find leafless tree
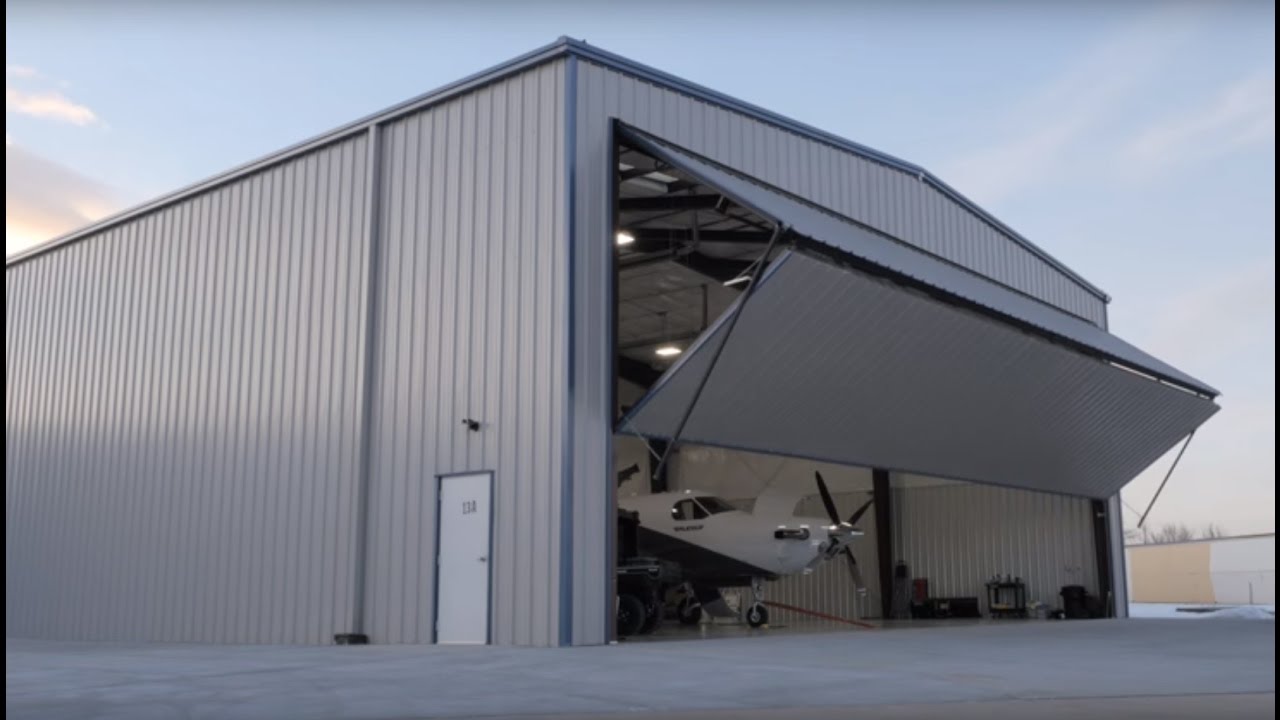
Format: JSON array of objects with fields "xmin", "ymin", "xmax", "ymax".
[
  {"xmin": 1125, "ymin": 527, "xmax": 1151, "ymax": 544},
  {"xmin": 1150, "ymin": 522, "xmax": 1196, "ymax": 543},
  {"xmin": 1126, "ymin": 522, "xmax": 1230, "ymax": 544},
  {"xmin": 1200, "ymin": 523, "xmax": 1228, "ymax": 539}
]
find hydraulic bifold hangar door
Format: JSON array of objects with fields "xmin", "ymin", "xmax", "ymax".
[{"xmin": 618, "ymin": 127, "xmax": 1219, "ymax": 499}]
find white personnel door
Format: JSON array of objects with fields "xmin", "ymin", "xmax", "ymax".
[{"xmin": 435, "ymin": 472, "xmax": 493, "ymax": 644}]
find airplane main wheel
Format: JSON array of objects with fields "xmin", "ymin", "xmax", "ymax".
[
  {"xmin": 639, "ymin": 595, "xmax": 663, "ymax": 635},
  {"xmin": 746, "ymin": 602, "xmax": 769, "ymax": 628},
  {"xmin": 617, "ymin": 593, "xmax": 646, "ymax": 637},
  {"xmin": 677, "ymin": 597, "xmax": 702, "ymax": 625}
]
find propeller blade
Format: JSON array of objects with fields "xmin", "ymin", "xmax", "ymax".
[
  {"xmin": 846, "ymin": 496, "xmax": 874, "ymax": 527},
  {"xmin": 814, "ymin": 471, "xmax": 842, "ymax": 525},
  {"xmin": 843, "ymin": 547, "xmax": 866, "ymax": 591}
]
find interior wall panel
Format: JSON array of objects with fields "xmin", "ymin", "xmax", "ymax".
[{"xmin": 892, "ymin": 480, "xmax": 1098, "ymax": 615}]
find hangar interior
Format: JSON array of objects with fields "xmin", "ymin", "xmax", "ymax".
[{"xmin": 606, "ymin": 128, "xmax": 1204, "ymax": 638}]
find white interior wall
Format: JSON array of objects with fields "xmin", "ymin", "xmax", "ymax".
[{"xmin": 894, "ymin": 477, "xmax": 1098, "ymax": 614}]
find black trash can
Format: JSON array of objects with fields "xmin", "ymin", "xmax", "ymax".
[{"xmin": 1060, "ymin": 585, "xmax": 1089, "ymax": 619}]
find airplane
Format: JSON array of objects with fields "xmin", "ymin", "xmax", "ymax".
[{"xmin": 616, "ymin": 471, "xmax": 873, "ymax": 632}]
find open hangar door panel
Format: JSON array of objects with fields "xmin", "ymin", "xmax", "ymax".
[
  {"xmin": 617, "ymin": 126, "xmax": 1219, "ymax": 502},
  {"xmin": 608, "ymin": 125, "xmax": 1217, "ymax": 638}
]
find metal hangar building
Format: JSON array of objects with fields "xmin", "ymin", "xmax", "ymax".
[{"xmin": 5, "ymin": 38, "xmax": 1218, "ymax": 647}]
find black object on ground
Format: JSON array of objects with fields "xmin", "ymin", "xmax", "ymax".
[{"xmin": 986, "ymin": 578, "xmax": 1028, "ymax": 619}]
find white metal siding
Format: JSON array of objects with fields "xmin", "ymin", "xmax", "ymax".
[
  {"xmin": 364, "ymin": 61, "xmax": 568, "ymax": 646},
  {"xmin": 5, "ymin": 137, "xmax": 371, "ymax": 643},
  {"xmin": 578, "ymin": 61, "xmax": 1107, "ymax": 325},
  {"xmin": 892, "ymin": 481, "xmax": 1098, "ymax": 614}
]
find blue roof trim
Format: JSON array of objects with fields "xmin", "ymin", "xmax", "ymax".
[{"xmin": 7, "ymin": 35, "xmax": 1109, "ymax": 305}]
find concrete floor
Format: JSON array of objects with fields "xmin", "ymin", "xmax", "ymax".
[{"xmin": 6, "ymin": 619, "xmax": 1274, "ymax": 720}]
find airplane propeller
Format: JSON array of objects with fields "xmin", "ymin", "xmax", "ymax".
[{"xmin": 815, "ymin": 471, "xmax": 874, "ymax": 594}]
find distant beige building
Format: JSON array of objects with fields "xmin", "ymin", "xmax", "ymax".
[{"xmin": 1126, "ymin": 534, "xmax": 1275, "ymax": 605}]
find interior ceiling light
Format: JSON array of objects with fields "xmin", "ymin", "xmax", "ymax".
[
  {"xmin": 615, "ymin": 231, "xmax": 635, "ymax": 246},
  {"xmin": 655, "ymin": 345, "xmax": 682, "ymax": 357}
]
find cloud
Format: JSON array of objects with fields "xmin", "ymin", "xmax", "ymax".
[
  {"xmin": 938, "ymin": 6, "xmax": 1202, "ymax": 205},
  {"xmin": 1121, "ymin": 70, "xmax": 1275, "ymax": 175},
  {"xmin": 6, "ymin": 86, "xmax": 98, "ymax": 126},
  {"xmin": 6, "ymin": 141, "xmax": 125, "ymax": 256},
  {"xmin": 6, "ymin": 64, "xmax": 100, "ymax": 126}
]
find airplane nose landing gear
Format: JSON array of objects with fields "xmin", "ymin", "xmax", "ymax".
[
  {"xmin": 677, "ymin": 594, "xmax": 703, "ymax": 625},
  {"xmin": 746, "ymin": 576, "xmax": 769, "ymax": 628}
]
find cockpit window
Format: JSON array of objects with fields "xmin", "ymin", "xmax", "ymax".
[
  {"xmin": 694, "ymin": 496, "xmax": 736, "ymax": 516},
  {"xmin": 671, "ymin": 499, "xmax": 698, "ymax": 521}
]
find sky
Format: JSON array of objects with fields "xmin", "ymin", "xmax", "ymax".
[{"xmin": 6, "ymin": 0, "xmax": 1275, "ymax": 536}]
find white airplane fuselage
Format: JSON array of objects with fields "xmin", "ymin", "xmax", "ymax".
[{"xmin": 618, "ymin": 490, "xmax": 860, "ymax": 581}]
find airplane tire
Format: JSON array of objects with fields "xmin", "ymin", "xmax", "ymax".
[
  {"xmin": 677, "ymin": 597, "xmax": 702, "ymax": 625},
  {"xmin": 746, "ymin": 602, "xmax": 769, "ymax": 628},
  {"xmin": 617, "ymin": 593, "xmax": 646, "ymax": 637},
  {"xmin": 639, "ymin": 597, "xmax": 663, "ymax": 635}
]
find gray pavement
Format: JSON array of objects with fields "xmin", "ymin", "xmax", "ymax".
[
  {"xmin": 518, "ymin": 694, "xmax": 1276, "ymax": 720},
  {"xmin": 6, "ymin": 619, "xmax": 1275, "ymax": 720}
]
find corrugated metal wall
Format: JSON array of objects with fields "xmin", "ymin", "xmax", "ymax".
[
  {"xmin": 892, "ymin": 480, "xmax": 1098, "ymax": 614},
  {"xmin": 5, "ymin": 136, "xmax": 371, "ymax": 643},
  {"xmin": 363, "ymin": 60, "xmax": 568, "ymax": 646},
  {"xmin": 575, "ymin": 60, "xmax": 1107, "ymax": 325}
]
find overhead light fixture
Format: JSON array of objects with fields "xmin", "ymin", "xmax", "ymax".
[
  {"xmin": 723, "ymin": 275, "xmax": 750, "ymax": 287},
  {"xmin": 654, "ymin": 310, "xmax": 681, "ymax": 357},
  {"xmin": 615, "ymin": 231, "xmax": 635, "ymax": 246}
]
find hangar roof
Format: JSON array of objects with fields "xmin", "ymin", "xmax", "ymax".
[{"xmin": 5, "ymin": 37, "xmax": 1109, "ymax": 306}]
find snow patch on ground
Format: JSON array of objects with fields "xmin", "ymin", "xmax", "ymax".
[{"xmin": 1130, "ymin": 603, "xmax": 1275, "ymax": 619}]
